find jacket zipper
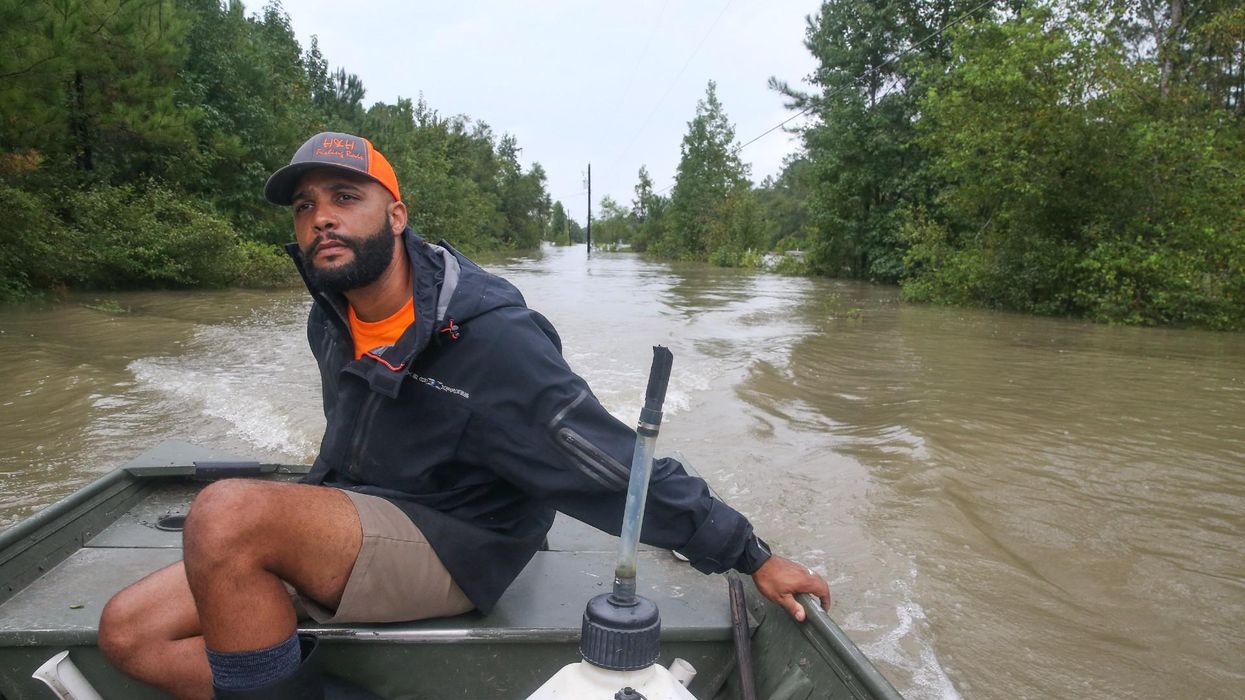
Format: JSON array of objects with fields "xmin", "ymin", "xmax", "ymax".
[
  {"xmin": 348, "ymin": 392, "xmax": 381, "ymax": 476},
  {"xmin": 320, "ymin": 329, "xmax": 337, "ymax": 362}
]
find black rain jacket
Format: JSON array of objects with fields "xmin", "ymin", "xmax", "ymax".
[{"xmin": 286, "ymin": 229, "xmax": 758, "ymax": 612}]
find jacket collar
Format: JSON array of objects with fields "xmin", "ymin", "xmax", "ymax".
[{"xmin": 286, "ymin": 228, "xmax": 463, "ymax": 398}]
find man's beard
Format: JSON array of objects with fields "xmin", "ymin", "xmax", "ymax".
[{"xmin": 302, "ymin": 217, "xmax": 396, "ymax": 293}]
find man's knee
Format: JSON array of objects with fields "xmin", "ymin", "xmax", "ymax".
[
  {"xmin": 183, "ymin": 480, "xmax": 275, "ymax": 570},
  {"xmin": 98, "ymin": 585, "xmax": 147, "ymax": 665}
]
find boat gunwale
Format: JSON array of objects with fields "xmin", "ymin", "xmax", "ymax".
[
  {"xmin": 0, "ymin": 626, "xmax": 733, "ymax": 648},
  {"xmin": 0, "ymin": 469, "xmax": 150, "ymax": 611},
  {"xmin": 798, "ymin": 593, "xmax": 904, "ymax": 700},
  {"xmin": 0, "ymin": 469, "xmax": 135, "ymax": 563}
]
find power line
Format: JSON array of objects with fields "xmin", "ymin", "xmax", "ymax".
[
  {"xmin": 732, "ymin": 106, "xmax": 813, "ymax": 155},
  {"xmin": 611, "ymin": 1, "xmax": 671, "ymax": 120},
  {"xmin": 650, "ymin": 0, "xmax": 999, "ymax": 197},
  {"xmin": 611, "ymin": 0, "xmax": 735, "ymax": 169},
  {"xmin": 734, "ymin": 0, "xmax": 996, "ymax": 155}
]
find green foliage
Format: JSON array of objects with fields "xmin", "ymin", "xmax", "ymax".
[
  {"xmin": 0, "ymin": 0, "xmax": 195, "ymax": 188},
  {"xmin": 175, "ymin": 0, "xmax": 320, "ymax": 244},
  {"xmin": 732, "ymin": 0, "xmax": 1245, "ymax": 329},
  {"xmin": 498, "ymin": 148, "xmax": 551, "ymax": 250},
  {"xmin": 0, "ymin": 185, "xmax": 76, "ymax": 301},
  {"xmin": 234, "ymin": 239, "xmax": 299, "ymax": 288},
  {"xmin": 593, "ymin": 196, "xmax": 633, "ymax": 246},
  {"xmin": 903, "ymin": 5, "xmax": 1245, "ymax": 328},
  {"xmin": 703, "ymin": 189, "xmax": 766, "ymax": 267},
  {"xmin": 658, "ymin": 81, "xmax": 753, "ymax": 261},
  {"xmin": 547, "ymin": 201, "xmax": 569, "ymax": 242},
  {"xmin": 368, "ymin": 99, "xmax": 493, "ymax": 252},
  {"xmin": 629, "ymin": 81, "xmax": 764, "ymax": 266},
  {"xmin": 567, "ymin": 217, "xmax": 587, "ymax": 245},
  {"xmin": 66, "ymin": 183, "xmax": 241, "ymax": 288},
  {"xmin": 629, "ymin": 166, "xmax": 667, "ymax": 252},
  {"xmin": 544, "ymin": 200, "xmax": 585, "ymax": 244},
  {"xmin": 364, "ymin": 98, "xmax": 551, "ymax": 255},
  {"xmin": 0, "ymin": 0, "xmax": 552, "ymax": 300},
  {"xmin": 775, "ymin": 0, "xmax": 979, "ymax": 282},
  {"xmin": 1070, "ymin": 114, "xmax": 1245, "ymax": 327},
  {"xmin": 770, "ymin": 254, "xmax": 810, "ymax": 275}
]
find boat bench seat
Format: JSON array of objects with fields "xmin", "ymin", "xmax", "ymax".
[{"xmin": 0, "ymin": 488, "xmax": 734, "ymax": 648}]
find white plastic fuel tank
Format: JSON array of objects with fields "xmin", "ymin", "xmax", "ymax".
[{"xmin": 525, "ymin": 659, "xmax": 697, "ymax": 699}]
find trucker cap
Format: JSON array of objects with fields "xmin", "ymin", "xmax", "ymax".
[{"xmin": 264, "ymin": 131, "xmax": 401, "ymax": 205}]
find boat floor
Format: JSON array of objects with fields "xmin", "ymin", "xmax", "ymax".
[{"xmin": 0, "ymin": 474, "xmax": 743, "ymax": 699}]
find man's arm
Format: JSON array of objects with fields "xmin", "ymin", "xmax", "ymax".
[{"xmin": 469, "ymin": 307, "xmax": 832, "ymax": 618}]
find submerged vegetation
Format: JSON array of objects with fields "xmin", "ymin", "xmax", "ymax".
[
  {"xmin": 0, "ymin": 0, "xmax": 551, "ymax": 300},
  {"xmin": 587, "ymin": 0, "xmax": 1244, "ymax": 329}
]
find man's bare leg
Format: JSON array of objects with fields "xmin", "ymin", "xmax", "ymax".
[
  {"xmin": 99, "ymin": 481, "xmax": 363, "ymax": 699},
  {"xmin": 98, "ymin": 562, "xmax": 212, "ymax": 700}
]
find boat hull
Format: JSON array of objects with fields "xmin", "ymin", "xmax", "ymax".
[{"xmin": 0, "ymin": 442, "xmax": 901, "ymax": 699}]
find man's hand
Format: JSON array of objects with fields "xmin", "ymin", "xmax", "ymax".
[{"xmin": 751, "ymin": 555, "xmax": 831, "ymax": 622}]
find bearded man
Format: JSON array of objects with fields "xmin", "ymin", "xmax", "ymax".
[{"xmin": 96, "ymin": 132, "xmax": 831, "ymax": 699}]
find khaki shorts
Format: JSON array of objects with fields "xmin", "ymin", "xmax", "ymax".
[{"xmin": 289, "ymin": 489, "xmax": 474, "ymax": 624}]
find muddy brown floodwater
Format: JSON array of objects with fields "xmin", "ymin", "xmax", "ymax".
[{"xmin": 2, "ymin": 245, "xmax": 1242, "ymax": 699}]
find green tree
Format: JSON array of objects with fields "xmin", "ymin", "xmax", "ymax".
[
  {"xmin": 705, "ymin": 188, "xmax": 767, "ymax": 267},
  {"xmin": 176, "ymin": 0, "xmax": 319, "ymax": 244},
  {"xmin": 547, "ymin": 200, "xmax": 569, "ymax": 243},
  {"xmin": 68, "ymin": 182, "xmax": 241, "ymax": 289},
  {"xmin": 375, "ymin": 99, "xmax": 497, "ymax": 253},
  {"xmin": 631, "ymin": 165, "xmax": 656, "ymax": 223},
  {"xmin": 0, "ymin": 0, "xmax": 554, "ymax": 298},
  {"xmin": 567, "ymin": 215, "xmax": 586, "ymax": 245},
  {"xmin": 780, "ymin": 1, "xmax": 960, "ymax": 280},
  {"xmin": 593, "ymin": 196, "xmax": 632, "ymax": 246},
  {"xmin": 904, "ymin": 4, "xmax": 1245, "ymax": 327},
  {"xmin": 319, "ymin": 67, "xmax": 367, "ymax": 131},
  {"xmin": 497, "ymin": 136, "xmax": 550, "ymax": 250},
  {"xmin": 1112, "ymin": 0, "xmax": 1245, "ymax": 108},
  {"xmin": 662, "ymin": 81, "xmax": 751, "ymax": 261},
  {"xmin": 0, "ymin": 186, "xmax": 77, "ymax": 301},
  {"xmin": 0, "ymin": 0, "xmax": 194, "ymax": 187},
  {"xmin": 629, "ymin": 165, "xmax": 668, "ymax": 252},
  {"xmin": 754, "ymin": 156, "xmax": 815, "ymax": 252}
]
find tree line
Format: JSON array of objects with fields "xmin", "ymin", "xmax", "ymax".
[
  {"xmin": 584, "ymin": 0, "xmax": 1243, "ymax": 329},
  {"xmin": 0, "ymin": 0, "xmax": 552, "ymax": 301}
]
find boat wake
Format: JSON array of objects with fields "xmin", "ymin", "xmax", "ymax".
[
  {"xmin": 127, "ymin": 302, "xmax": 322, "ymax": 462},
  {"xmin": 847, "ymin": 564, "xmax": 962, "ymax": 700}
]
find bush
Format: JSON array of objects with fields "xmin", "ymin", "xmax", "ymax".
[
  {"xmin": 708, "ymin": 247, "xmax": 743, "ymax": 267},
  {"xmin": 66, "ymin": 183, "xmax": 241, "ymax": 289},
  {"xmin": 0, "ymin": 184, "xmax": 81, "ymax": 301},
  {"xmin": 899, "ymin": 10, "xmax": 1245, "ymax": 330},
  {"xmin": 233, "ymin": 239, "xmax": 299, "ymax": 288},
  {"xmin": 770, "ymin": 254, "xmax": 809, "ymax": 276}
]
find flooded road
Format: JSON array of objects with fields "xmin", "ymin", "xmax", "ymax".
[{"xmin": 2, "ymin": 244, "xmax": 1243, "ymax": 699}]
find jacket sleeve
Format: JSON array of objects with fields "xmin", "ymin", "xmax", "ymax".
[{"xmin": 460, "ymin": 306, "xmax": 757, "ymax": 575}]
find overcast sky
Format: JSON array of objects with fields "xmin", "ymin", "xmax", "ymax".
[{"xmin": 284, "ymin": 0, "xmax": 822, "ymax": 225}]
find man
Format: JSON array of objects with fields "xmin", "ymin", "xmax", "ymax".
[{"xmin": 98, "ymin": 132, "xmax": 830, "ymax": 699}]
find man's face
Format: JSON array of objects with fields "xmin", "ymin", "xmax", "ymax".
[{"xmin": 291, "ymin": 169, "xmax": 401, "ymax": 293}]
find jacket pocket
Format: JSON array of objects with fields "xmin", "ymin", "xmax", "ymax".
[{"xmin": 549, "ymin": 389, "xmax": 632, "ymax": 491}]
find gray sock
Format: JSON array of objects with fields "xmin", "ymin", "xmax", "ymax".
[{"xmin": 205, "ymin": 632, "xmax": 301, "ymax": 691}]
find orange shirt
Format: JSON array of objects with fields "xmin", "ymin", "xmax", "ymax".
[{"xmin": 348, "ymin": 297, "xmax": 415, "ymax": 360}]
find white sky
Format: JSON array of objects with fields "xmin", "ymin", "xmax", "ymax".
[{"xmin": 283, "ymin": 0, "xmax": 821, "ymax": 225}]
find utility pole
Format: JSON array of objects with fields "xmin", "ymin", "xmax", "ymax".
[{"xmin": 586, "ymin": 162, "xmax": 592, "ymax": 257}]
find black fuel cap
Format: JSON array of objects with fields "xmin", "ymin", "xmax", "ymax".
[{"xmin": 580, "ymin": 592, "xmax": 661, "ymax": 671}]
